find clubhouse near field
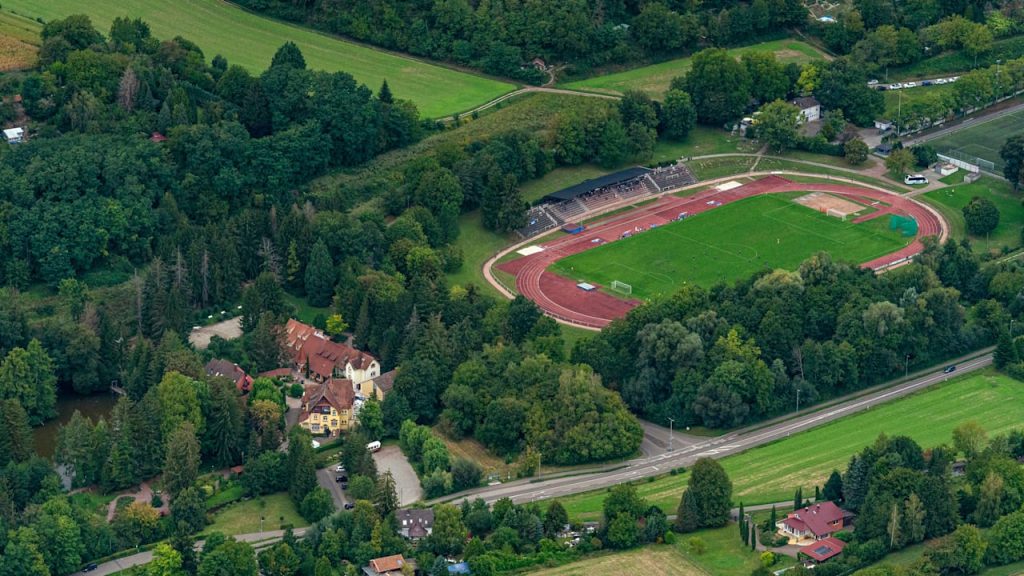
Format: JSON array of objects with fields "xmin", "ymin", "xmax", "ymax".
[{"xmin": 497, "ymin": 175, "xmax": 945, "ymax": 329}]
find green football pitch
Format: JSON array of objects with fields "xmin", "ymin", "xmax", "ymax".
[
  {"xmin": 549, "ymin": 194, "xmax": 910, "ymax": 298},
  {"xmin": 1, "ymin": 0, "xmax": 513, "ymax": 119},
  {"xmin": 927, "ymin": 107, "xmax": 1024, "ymax": 173}
]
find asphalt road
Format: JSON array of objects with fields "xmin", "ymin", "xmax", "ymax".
[
  {"xmin": 73, "ymin": 529, "xmax": 309, "ymax": 576},
  {"xmin": 440, "ymin": 353, "xmax": 992, "ymax": 506},
  {"xmin": 317, "ymin": 462, "xmax": 350, "ymax": 511}
]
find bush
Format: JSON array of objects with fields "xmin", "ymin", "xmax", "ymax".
[
  {"xmin": 423, "ymin": 469, "xmax": 454, "ymax": 498},
  {"xmin": 288, "ymin": 383, "xmax": 304, "ymax": 398},
  {"xmin": 347, "ymin": 474, "xmax": 376, "ymax": 500},
  {"xmin": 451, "ymin": 457, "xmax": 483, "ymax": 492},
  {"xmin": 797, "ymin": 135, "xmax": 843, "ymax": 156},
  {"xmin": 760, "ymin": 551, "xmax": 776, "ymax": 567},
  {"xmin": 844, "ymin": 139, "xmax": 869, "ymax": 165},
  {"xmin": 300, "ymin": 487, "xmax": 334, "ymax": 523},
  {"xmin": 686, "ymin": 536, "xmax": 706, "ymax": 555}
]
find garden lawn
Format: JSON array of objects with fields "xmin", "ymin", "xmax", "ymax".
[
  {"xmin": 527, "ymin": 525, "xmax": 769, "ymax": 576},
  {"xmin": 550, "ymin": 194, "xmax": 908, "ymax": 298},
  {"xmin": 563, "ymin": 38, "xmax": 826, "ymax": 98},
  {"xmin": 1, "ymin": 0, "xmax": 512, "ymax": 118},
  {"xmin": 553, "ymin": 370, "xmax": 1024, "ymax": 519},
  {"xmin": 923, "ymin": 178, "xmax": 1024, "ymax": 252},
  {"xmin": 283, "ymin": 292, "xmax": 329, "ymax": 326},
  {"xmin": 206, "ymin": 493, "xmax": 305, "ymax": 536}
]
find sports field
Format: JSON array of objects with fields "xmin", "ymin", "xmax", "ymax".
[
  {"xmin": 1, "ymin": 0, "xmax": 513, "ymax": 118},
  {"xmin": 555, "ymin": 370, "xmax": 1024, "ymax": 520},
  {"xmin": 926, "ymin": 107, "xmax": 1024, "ymax": 173},
  {"xmin": 563, "ymin": 39, "xmax": 826, "ymax": 98},
  {"xmin": 549, "ymin": 194, "xmax": 908, "ymax": 298}
]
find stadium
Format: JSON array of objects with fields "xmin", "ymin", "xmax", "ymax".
[{"xmin": 494, "ymin": 172, "xmax": 947, "ymax": 329}]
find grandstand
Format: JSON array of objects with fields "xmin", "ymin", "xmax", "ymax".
[{"xmin": 514, "ymin": 163, "xmax": 699, "ymax": 239}]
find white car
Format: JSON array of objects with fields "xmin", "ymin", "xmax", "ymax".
[
  {"xmin": 904, "ymin": 81, "xmax": 918, "ymax": 88},
  {"xmin": 904, "ymin": 174, "xmax": 928, "ymax": 185},
  {"xmin": 950, "ymin": 76, "xmax": 960, "ymax": 82},
  {"xmin": 868, "ymin": 79, "xmax": 879, "ymax": 85},
  {"xmin": 888, "ymin": 84, "xmax": 901, "ymax": 90},
  {"xmin": 335, "ymin": 464, "xmax": 346, "ymax": 472}
]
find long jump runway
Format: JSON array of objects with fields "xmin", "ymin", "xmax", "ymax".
[{"xmin": 497, "ymin": 176, "xmax": 945, "ymax": 329}]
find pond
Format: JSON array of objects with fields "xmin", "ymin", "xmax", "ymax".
[{"xmin": 33, "ymin": 392, "xmax": 119, "ymax": 459}]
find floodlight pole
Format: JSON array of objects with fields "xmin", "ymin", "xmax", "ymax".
[{"xmin": 796, "ymin": 388, "xmax": 801, "ymax": 413}]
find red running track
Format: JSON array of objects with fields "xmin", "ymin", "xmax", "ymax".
[{"xmin": 496, "ymin": 176, "xmax": 944, "ymax": 329}]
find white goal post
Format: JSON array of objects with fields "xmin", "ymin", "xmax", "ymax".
[
  {"xmin": 611, "ymin": 280, "xmax": 632, "ymax": 295},
  {"xmin": 826, "ymin": 208, "xmax": 847, "ymax": 221}
]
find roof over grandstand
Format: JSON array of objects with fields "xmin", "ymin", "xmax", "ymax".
[{"xmin": 544, "ymin": 166, "xmax": 651, "ymax": 202}]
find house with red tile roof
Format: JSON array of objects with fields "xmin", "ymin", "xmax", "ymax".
[
  {"xmin": 298, "ymin": 378, "xmax": 355, "ymax": 436},
  {"xmin": 284, "ymin": 319, "xmax": 380, "ymax": 384},
  {"xmin": 363, "ymin": 554, "xmax": 413, "ymax": 576},
  {"xmin": 205, "ymin": 359, "xmax": 253, "ymax": 393},
  {"xmin": 776, "ymin": 502, "xmax": 853, "ymax": 544},
  {"xmin": 799, "ymin": 536, "xmax": 847, "ymax": 563}
]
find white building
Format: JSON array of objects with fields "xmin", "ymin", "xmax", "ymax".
[
  {"xmin": 3, "ymin": 127, "xmax": 24, "ymax": 144},
  {"xmin": 792, "ymin": 96, "xmax": 821, "ymax": 123}
]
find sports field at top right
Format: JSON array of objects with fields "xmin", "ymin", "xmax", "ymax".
[{"xmin": 925, "ymin": 107, "xmax": 1024, "ymax": 173}]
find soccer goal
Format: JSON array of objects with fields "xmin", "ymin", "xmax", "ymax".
[
  {"xmin": 611, "ymin": 280, "xmax": 633, "ymax": 295},
  {"xmin": 826, "ymin": 208, "xmax": 847, "ymax": 221}
]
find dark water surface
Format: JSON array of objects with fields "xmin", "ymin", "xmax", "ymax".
[{"xmin": 33, "ymin": 392, "xmax": 118, "ymax": 458}]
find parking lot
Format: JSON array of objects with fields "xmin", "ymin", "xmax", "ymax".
[{"xmin": 372, "ymin": 445, "xmax": 422, "ymax": 507}]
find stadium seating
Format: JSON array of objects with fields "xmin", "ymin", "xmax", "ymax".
[{"xmin": 516, "ymin": 206, "xmax": 561, "ymax": 238}]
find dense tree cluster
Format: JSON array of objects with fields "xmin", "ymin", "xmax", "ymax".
[
  {"xmin": 1, "ymin": 16, "xmax": 421, "ymax": 289},
  {"xmin": 234, "ymin": 0, "xmax": 805, "ymax": 81},
  {"xmin": 573, "ymin": 241, "xmax": 1018, "ymax": 430}
]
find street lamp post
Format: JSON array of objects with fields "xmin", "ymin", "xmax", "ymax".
[
  {"xmin": 905, "ymin": 353, "xmax": 911, "ymax": 379},
  {"xmin": 796, "ymin": 388, "xmax": 801, "ymax": 413},
  {"xmin": 668, "ymin": 417, "xmax": 676, "ymax": 452}
]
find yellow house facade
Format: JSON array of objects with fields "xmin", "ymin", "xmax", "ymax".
[{"xmin": 298, "ymin": 378, "xmax": 355, "ymax": 436}]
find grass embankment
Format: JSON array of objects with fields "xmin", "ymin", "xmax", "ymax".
[
  {"xmin": 0, "ymin": 9, "xmax": 40, "ymax": 70},
  {"xmin": 206, "ymin": 493, "xmax": 305, "ymax": 536},
  {"xmin": 563, "ymin": 38, "xmax": 826, "ymax": 98},
  {"xmin": 882, "ymin": 83, "xmax": 957, "ymax": 122},
  {"xmin": 1, "ymin": 0, "xmax": 512, "ymax": 118},
  {"xmin": 553, "ymin": 370, "xmax": 1024, "ymax": 521},
  {"xmin": 923, "ymin": 178, "xmax": 1024, "ymax": 252},
  {"xmin": 550, "ymin": 193, "xmax": 908, "ymax": 297}
]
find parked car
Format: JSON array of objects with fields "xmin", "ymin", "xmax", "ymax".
[
  {"xmin": 922, "ymin": 80, "xmax": 933, "ymax": 86},
  {"xmin": 888, "ymin": 83, "xmax": 901, "ymax": 90},
  {"xmin": 341, "ymin": 483, "xmax": 349, "ymax": 490},
  {"xmin": 82, "ymin": 564, "xmax": 99, "ymax": 573},
  {"xmin": 936, "ymin": 78, "xmax": 947, "ymax": 84},
  {"xmin": 335, "ymin": 465, "xmax": 345, "ymax": 473},
  {"xmin": 943, "ymin": 365, "xmax": 957, "ymax": 374},
  {"xmin": 868, "ymin": 79, "xmax": 879, "ymax": 85},
  {"xmin": 344, "ymin": 503, "xmax": 355, "ymax": 510},
  {"xmin": 366, "ymin": 440, "xmax": 381, "ymax": 452},
  {"xmin": 337, "ymin": 475, "xmax": 348, "ymax": 482},
  {"xmin": 904, "ymin": 81, "xmax": 918, "ymax": 88},
  {"xmin": 904, "ymin": 174, "xmax": 928, "ymax": 185}
]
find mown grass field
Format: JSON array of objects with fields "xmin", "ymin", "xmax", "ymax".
[
  {"xmin": 0, "ymin": 10, "xmax": 41, "ymax": 70},
  {"xmin": 550, "ymin": 193, "xmax": 908, "ymax": 297},
  {"xmin": 528, "ymin": 525, "xmax": 766, "ymax": 576},
  {"xmin": 206, "ymin": 493, "xmax": 305, "ymax": 536},
  {"xmin": 926, "ymin": 107, "xmax": 1024, "ymax": 172},
  {"xmin": 554, "ymin": 370, "xmax": 1024, "ymax": 520},
  {"xmin": 563, "ymin": 39, "xmax": 826, "ymax": 98},
  {"xmin": 1, "ymin": 0, "xmax": 513, "ymax": 118},
  {"xmin": 923, "ymin": 178, "xmax": 1024, "ymax": 252},
  {"xmin": 882, "ymin": 83, "xmax": 956, "ymax": 126}
]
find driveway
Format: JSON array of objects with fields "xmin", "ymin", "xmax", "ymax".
[
  {"xmin": 188, "ymin": 317, "xmax": 242, "ymax": 350},
  {"xmin": 373, "ymin": 445, "xmax": 422, "ymax": 506},
  {"xmin": 316, "ymin": 464, "xmax": 349, "ymax": 511}
]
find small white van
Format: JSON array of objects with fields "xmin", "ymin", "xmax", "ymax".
[
  {"xmin": 366, "ymin": 440, "xmax": 382, "ymax": 452},
  {"xmin": 904, "ymin": 174, "xmax": 928, "ymax": 185}
]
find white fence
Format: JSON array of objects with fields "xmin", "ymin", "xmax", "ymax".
[{"xmin": 937, "ymin": 153, "xmax": 981, "ymax": 174}]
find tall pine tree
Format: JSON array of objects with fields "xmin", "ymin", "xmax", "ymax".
[{"xmin": 303, "ymin": 239, "xmax": 335, "ymax": 308}]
